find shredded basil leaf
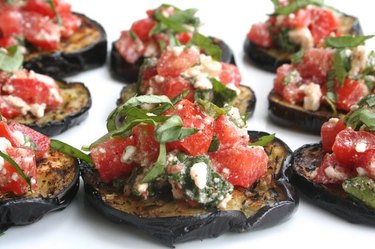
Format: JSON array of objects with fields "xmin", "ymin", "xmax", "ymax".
[
  {"xmin": 142, "ymin": 143, "xmax": 166, "ymax": 183},
  {"xmin": 154, "ymin": 6, "xmax": 199, "ymax": 33},
  {"xmin": 322, "ymin": 96, "xmax": 337, "ymax": 115},
  {"xmin": 190, "ymin": 33, "xmax": 222, "ymax": 61},
  {"xmin": 154, "ymin": 115, "xmax": 198, "ymax": 143},
  {"xmin": 208, "ymin": 135, "xmax": 219, "ymax": 152},
  {"xmin": 50, "ymin": 139, "xmax": 93, "ymax": 165},
  {"xmin": 129, "ymin": 30, "xmax": 139, "ymax": 41},
  {"xmin": 211, "ymin": 78, "xmax": 237, "ymax": 107},
  {"xmin": 0, "ymin": 151, "xmax": 31, "ymax": 188},
  {"xmin": 136, "ymin": 58, "xmax": 157, "ymax": 92},
  {"xmin": 333, "ymin": 49, "xmax": 349, "ymax": 87},
  {"xmin": 153, "ymin": 90, "xmax": 190, "ymax": 115},
  {"xmin": 344, "ymin": 95, "xmax": 375, "ymax": 132},
  {"xmin": 291, "ymin": 50, "xmax": 305, "ymax": 65},
  {"xmin": 45, "ymin": 0, "xmax": 63, "ymax": 26},
  {"xmin": 358, "ymin": 95, "xmax": 375, "ymax": 107},
  {"xmin": 275, "ymin": 0, "xmax": 324, "ymax": 15},
  {"xmin": 0, "ymin": 46, "xmax": 23, "ymax": 72},
  {"xmin": 249, "ymin": 133, "xmax": 276, "ymax": 147},
  {"xmin": 197, "ymin": 99, "xmax": 227, "ymax": 119},
  {"xmin": 325, "ymin": 35, "xmax": 375, "ymax": 49}
]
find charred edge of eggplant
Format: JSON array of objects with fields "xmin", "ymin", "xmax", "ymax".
[
  {"xmin": 290, "ymin": 144, "xmax": 375, "ymax": 225},
  {"xmin": 0, "ymin": 151, "xmax": 81, "ymax": 232},
  {"xmin": 110, "ymin": 37, "xmax": 235, "ymax": 84},
  {"xmin": 23, "ymin": 13, "xmax": 107, "ymax": 78},
  {"xmin": 268, "ymin": 90, "xmax": 346, "ymax": 134},
  {"xmin": 244, "ymin": 14, "xmax": 363, "ymax": 73},
  {"xmin": 116, "ymin": 84, "xmax": 256, "ymax": 117},
  {"xmin": 81, "ymin": 131, "xmax": 297, "ymax": 247},
  {"xmin": 13, "ymin": 80, "xmax": 92, "ymax": 137}
]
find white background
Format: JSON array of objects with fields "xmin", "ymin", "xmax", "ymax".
[{"xmin": 2, "ymin": 1, "xmax": 375, "ymax": 248}]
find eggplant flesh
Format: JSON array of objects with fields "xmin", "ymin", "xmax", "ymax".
[
  {"xmin": 81, "ymin": 131, "xmax": 298, "ymax": 247},
  {"xmin": 291, "ymin": 144, "xmax": 375, "ymax": 225},
  {"xmin": 23, "ymin": 13, "xmax": 107, "ymax": 79},
  {"xmin": 110, "ymin": 37, "xmax": 235, "ymax": 84},
  {"xmin": 0, "ymin": 151, "xmax": 81, "ymax": 232},
  {"xmin": 12, "ymin": 80, "xmax": 91, "ymax": 137},
  {"xmin": 268, "ymin": 90, "xmax": 346, "ymax": 134},
  {"xmin": 244, "ymin": 14, "xmax": 363, "ymax": 72},
  {"xmin": 117, "ymin": 84, "xmax": 256, "ymax": 117}
]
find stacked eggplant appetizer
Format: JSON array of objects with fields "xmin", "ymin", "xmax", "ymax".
[
  {"xmin": 269, "ymin": 35, "xmax": 375, "ymax": 133},
  {"xmin": 110, "ymin": 4, "xmax": 235, "ymax": 83},
  {"xmin": 244, "ymin": 0, "xmax": 362, "ymax": 72},
  {"xmin": 291, "ymin": 94, "xmax": 375, "ymax": 225},
  {"xmin": 0, "ymin": 0, "xmax": 107, "ymax": 78}
]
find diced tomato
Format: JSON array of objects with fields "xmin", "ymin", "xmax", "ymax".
[
  {"xmin": 214, "ymin": 115, "xmax": 248, "ymax": 149},
  {"xmin": 297, "ymin": 48, "xmax": 333, "ymax": 84},
  {"xmin": 150, "ymin": 76, "xmax": 195, "ymax": 102},
  {"xmin": 210, "ymin": 145, "xmax": 268, "ymax": 188},
  {"xmin": 146, "ymin": 9, "xmax": 154, "ymax": 18},
  {"xmin": 0, "ymin": 96, "xmax": 22, "ymax": 119},
  {"xmin": 176, "ymin": 32, "xmax": 192, "ymax": 44},
  {"xmin": 115, "ymin": 31, "xmax": 144, "ymax": 64},
  {"xmin": 0, "ymin": 121, "xmax": 21, "ymax": 147},
  {"xmin": 60, "ymin": 13, "xmax": 81, "ymax": 38},
  {"xmin": 309, "ymin": 7, "xmax": 339, "ymax": 44},
  {"xmin": 0, "ymin": 37, "xmax": 19, "ymax": 48},
  {"xmin": 90, "ymin": 137, "xmax": 136, "ymax": 183},
  {"xmin": 166, "ymin": 100, "xmax": 214, "ymax": 156},
  {"xmin": 335, "ymin": 79, "xmax": 369, "ymax": 112},
  {"xmin": 314, "ymin": 153, "xmax": 354, "ymax": 184},
  {"xmin": 22, "ymin": 11, "xmax": 61, "ymax": 51},
  {"xmin": 247, "ymin": 23, "xmax": 273, "ymax": 47},
  {"xmin": 8, "ymin": 121, "xmax": 50, "ymax": 160},
  {"xmin": 0, "ymin": 9, "xmax": 23, "ymax": 36},
  {"xmin": 284, "ymin": 9, "xmax": 311, "ymax": 28},
  {"xmin": 22, "ymin": 0, "xmax": 71, "ymax": 18},
  {"xmin": 131, "ymin": 124, "xmax": 159, "ymax": 166},
  {"xmin": 219, "ymin": 63, "xmax": 242, "ymax": 87},
  {"xmin": 0, "ymin": 147, "xmax": 37, "ymax": 196},
  {"xmin": 358, "ymin": 150, "xmax": 375, "ymax": 180},
  {"xmin": 332, "ymin": 128, "xmax": 375, "ymax": 168},
  {"xmin": 157, "ymin": 46, "xmax": 200, "ymax": 77},
  {"xmin": 130, "ymin": 18, "xmax": 156, "ymax": 42},
  {"xmin": 274, "ymin": 64, "xmax": 293, "ymax": 95},
  {"xmin": 321, "ymin": 118, "xmax": 346, "ymax": 153}
]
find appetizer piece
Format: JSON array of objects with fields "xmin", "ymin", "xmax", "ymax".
[
  {"xmin": 117, "ymin": 45, "xmax": 256, "ymax": 116},
  {"xmin": 0, "ymin": 0, "xmax": 107, "ymax": 78},
  {"xmin": 269, "ymin": 35, "xmax": 374, "ymax": 134},
  {"xmin": 244, "ymin": 0, "xmax": 362, "ymax": 72},
  {"xmin": 110, "ymin": 4, "xmax": 234, "ymax": 83},
  {"xmin": 81, "ymin": 95, "xmax": 297, "ymax": 246},
  {"xmin": 0, "ymin": 119, "xmax": 90, "ymax": 232},
  {"xmin": 291, "ymin": 95, "xmax": 375, "ymax": 225},
  {"xmin": 0, "ymin": 47, "xmax": 91, "ymax": 136}
]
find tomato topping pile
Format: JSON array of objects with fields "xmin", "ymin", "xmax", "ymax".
[
  {"xmin": 247, "ymin": 2, "xmax": 339, "ymax": 51},
  {"xmin": 0, "ymin": 69, "xmax": 63, "ymax": 119},
  {"xmin": 0, "ymin": 0, "xmax": 81, "ymax": 51},
  {"xmin": 0, "ymin": 120, "xmax": 50, "ymax": 195}
]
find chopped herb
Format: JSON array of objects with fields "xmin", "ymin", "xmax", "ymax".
[
  {"xmin": 168, "ymin": 33, "xmax": 180, "ymax": 47},
  {"xmin": 153, "ymin": 90, "xmax": 189, "ymax": 115},
  {"xmin": 322, "ymin": 96, "xmax": 337, "ymax": 115},
  {"xmin": 50, "ymin": 139, "xmax": 93, "ymax": 165},
  {"xmin": 343, "ymin": 176, "xmax": 375, "ymax": 209},
  {"xmin": 0, "ymin": 151, "xmax": 31, "ymax": 188},
  {"xmin": 129, "ymin": 30, "xmax": 139, "ymax": 41},
  {"xmin": 208, "ymin": 135, "xmax": 219, "ymax": 152},
  {"xmin": 190, "ymin": 33, "xmax": 222, "ymax": 61},
  {"xmin": 154, "ymin": 115, "xmax": 198, "ymax": 143},
  {"xmin": 194, "ymin": 89, "xmax": 213, "ymax": 102},
  {"xmin": 142, "ymin": 143, "xmax": 166, "ymax": 183},
  {"xmin": 291, "ymin": 49, "xmax": 305, "ymax": 65},
  {"xmin": 344, "ymin": 95, "xmax": 375, "ymax": 132},
  {"xmin": 136, "ymin": 58, "xmax": 157, "ymax": 92},
  {"xmin": 324, "ymin": 35, "xmax": 374, "ymax": 49},
  {"xmin": 0, "ymin": 46, "xmax": 23, "ymax": 72},
  {"xmin": 154, "ymin": 6, "xmax": 199, "ymax": 33},
  {"xmin": 45, "ymin": 0, "xmax": 63, "ymax": 26},
  {"xmin": 333, "ymin": 49, "xmax": 349, "ymax": 87},
  {"xmin": 249, "ymin": 133, "xmax": 275, "ymax": 147},
  {"xmin": 273, "ymin": 27, "xmax": 298, "ymax": 52},
  {"xmin": 211, "ymin": 78, "xmax": 237, "ymax": 107},
  {"xmin": 197, "ymin": 99, "xmax": 227, "ymax": 119},
  {"xmin": 275, "ymin": 0, "xmax": 324, "ymax": 15},
  {"xmin": 363, "ymin": 76, "xmax": 374, "ymax": 91}
]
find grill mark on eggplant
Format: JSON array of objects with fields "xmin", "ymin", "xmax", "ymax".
[
  {"xmin": 81, "ymin": 131, "xmax": 297, "ymax": 246},
  {"xmin": 291, "ymin": 144, "xmax": 375, "ymax": 225}
]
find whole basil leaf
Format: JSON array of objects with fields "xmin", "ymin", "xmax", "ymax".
[
  {"xmin": 211, "ymin": 78, "xmax": 237, "ymax": 107},
  {"xmin": 155, "ymin": 115, "xmax": 198, "ymax": 143},
  {"xmin": 51, "ymin": 139, "xmax": 93, "ymax": 165},
  {"xmin": 190, "ymin": 33, "xmax": 222, "ymax": 61},
  {"xmin": 325, "ymin": 35, "xmax": 374, "ymax": 48}
]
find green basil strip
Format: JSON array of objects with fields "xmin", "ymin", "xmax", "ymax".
[
  {"xmin": 50, "ymin": 139, "xmax": 93, "ymax": 165},
  {"xmin": 190, "ymin": 32, "xmax": 222, "ymax": 61},
  {"xmin": 333, "ymin": 49, "xmax": 348, "ymax": 87},
  {"xmin": 153, "ymin": 90, "xmax": 189, "ymax": 115},
  {"xmin": 275, "ymin": 0, "xmax": 323, "ymax": 15},
  {"xmin": 325, "ymin": 35, "xmax": 375, "ymax": 48},
  {"xmin": 358, "ymin": 94, "xmax": 375, "ymax": 107},
  {"xmin": 155, "ymin": 115, "xmax": 198, "ymax": 143},
  {"xmin": 0, "ymin": 151, "xmax": 31, "ymax": 187},
  {"xmin": 211, "ymin": 78, "xmax": 237, "ymax": 107},
  {"xmin": 249, "ymin": 133, "xmax": 276, "ymax": 147},
  {"xmin": 0, "ymin": 46, "xmax": 23, "ymax": 72},
  {"xmin": 142, "ymin": 143, "xmax": 166, "ymax": 183},
  {"xmin": 46, "ymin": 0, "xmax": 63, "ymax": 26},
  {"xmin": 208, "ymin": 135, "xmax": 219, "ymax": 152},
  {"xmin": 154, "ymin": 7, "xmax": 198, "ymax": 33},
  {"xmin": 197, "ymin": 99, "xmax": 227, "ymax": 119},
  {"xmin": 291, "ymin": 49, "xmax": 304, "ymax": 65},
  {"xmin": 322, "ymin": 96, "xmax": 337, "ymax": 115},
  {"xmin": 344, "ymin": 108, "xmax": 375, "ymax": 132}
]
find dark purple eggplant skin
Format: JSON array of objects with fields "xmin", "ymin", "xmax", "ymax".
[
  {"xmin": 81, "ymin": 131, "xmax": 298, "ymax": 247},
  {"xmin": 290, "ymin": 143, "xmax": 375, "ymax": 225},
  {"xmin": 0, "ymin": 152, "xmax": 81, "ymax": 232},
  {"xmin": 110, "ymin": 36, "xmax": 235, "ymax": 84},
  {"xmin": 244, "ymin": 14, "xmax": 363, "ymax": 72},
  {"xmin": 23, "ymin": 13, "xmax": 107, "ymax": 79}
]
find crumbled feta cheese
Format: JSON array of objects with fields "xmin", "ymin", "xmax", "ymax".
[
  {"xmin": 356, "ymin": 167, "xmax": 367, "ymax": 176},
  {"xmin": 355, "ymin": 142, "xmax": 367, "ymax": 153},
  {"xmin": 176, "ymin": 104, "xmax": 183, "ymax": 110},
  {"xmin": 349, "ymin": 45, "xmax": 368, "ymax": 77},
  {"xmin": 226, "ymin": 82, "xmax": 241, "ymax": 95},
  {"xmin": 121, "ymin": 145, "xmax": 137, "ymax": 163},
  {"xmin": 3, "ymin": 95, "xmax": 30, "ymax": 114},
  {"xmin": 171, "ymin": 46, "xmax": 184, "ymax": 56},
  {"xmin": 23, "ymin": 156, "xmax": 34, "ymax": 163},
  {"xmin": 153, "ymin": 75, "xmax": 165, "ymax": 83},
  {"xmin": 2, "ymin": 84, "xmax": 14, "ymax": 93},
  {"xmin": 324, "ymin": 166, "xmax": 349, "ymax": 181},
  {"xmin": 30, "ymin": 103, "xmax": 46, "ymax": 118},
  {"xmin": 222, "ymin": 168, "xmax": 230, "ymax": 175},
  {"xmin": 300, "ymin": 83, "xmax": 322, "ymax": 111},
  {"xmin": 143, "ymin": 41, "xmax": 159, "ymax": 57},
  {"xmin": 0, "ymin": 137, "xmax": 12, "ymax": 152},
  {"xmin": 190, "ymin": 162, "xmax": 208, "ymax": 189},
  {"xmin": 227, "ymin": 106, "xmax": 246, "ymax": 128},
  {"xmin": 136, "ymin": 183, "xmax": 148, "ymax": 194},
  {"xmin": 30, "ymin": 178, "xmax": 37, "ymax": 185},
  {"xmin": 199, "ymin": 54, "xmax": 222, "ymax": 78},
  {"xmin": 288, "ymin": 27, "xmax": 314, "ymax": 50},
  {"xmin": 11, "ymin": 172, "xmax": 19, "ymax": 181},
  {"xmin": 31, "ymin": 71, "xmax": 55, "ymax": 86},
  {"xmin": 193, "ymin": 74, "xmax": 213, "ymax": 90},
  {"xmin": 217, "ymin": 193, "xmax": 232, "ymax": 209},
  {"xmin": 49, "ymin": 88, "xmax": 63, "ymax": 103},
  {"xmin": 12, "ymin": 131, "xmax": 25, "ymax": 145},
  {"xmin": 2, "ymin": 168, "xmax": 6, "ymax": 175},
  {"xmin": 285, "ymin": 69, "xmax": 302, "ymax": 85},
  {"xmin": 98, "ymin": 148, "xmax": 106, "ymax": 153},
  {"xmin": 0, "ymin": 157, "xmax": 4, "ymax": 170}
]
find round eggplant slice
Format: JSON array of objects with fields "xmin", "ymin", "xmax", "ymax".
[
  {"xmin": 0, "ymin": 150, "xmax": 81, "ymax": 232},
  {"xmin": 23, "ymin": 13, "xmax": 107, "ymax": 79},
  {"xmin": 81, "ymin": 131, "xmax": 298, "ymax": 246},
  {"xmin": 12, "ymin": 80, "xmax": 92, "ymax": 137},
  {"xmin": 244, "ymin": 14, "xmax": 363, "ymax": 72},
  {"xmin": 117, "ymin": 84, "xmax": 256, "ymax": 117},
  {"xmin": 268, "ymin": 90, "xmax": 345, "ymax": 134},
  {"xmin": 110, "ymin": 37, "xmax": 235, "ymax": 84},
  {"xmin": 291, "ymin": 144, "xmax": 375, "ymax": 225}
]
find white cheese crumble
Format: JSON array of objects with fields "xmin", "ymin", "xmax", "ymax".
[
  {"xmin": 356, "ymin": 167, "xmax": 367, "ymax": 176},
  {"xmin": 355, "ymin": 142, "xmax": 367, "ymax": 153},
  {"xmin": 199, "ymin": 54, "xmax": 222, "ymax": 78},
  {"xmin": 217, "ymin": 193, "xmax": 232, "ymax": 209},
  {"xmin": 171, "ymin": 46, "xmax": 184, "ymax": 56},
  {"xmin": 288, "ymin": 27, "xmax": 314, "ymax": 50},
  {"xmin": 2, "ymin": 84, "xmax": 14, "ymax": 93},
  {"xmin": 153, "ymin": 75, "xmax": 165, "ymax": 83},
  {"xmin": 143, "ymin": 41, "xmax": 159, "ymax": 57},
  {"xmin": 11, "ymin": 172, "xmax": 19, "ymax": 181},
  {"xmin": 2, "ymin": 168, "xmax": 6, "ymax": 175},
  {"xmin": 190, "ymin": 162, "xmax": 208, "ymax": 189},
  {"xmin": 0, "ymin": 137, "xmax": 12, "ymax": 152},
  {"xmin": 98, "ymin": 148, "xmax": 106, "ymax": 153},
  {"xmin": 30, "ymin": 103, "xmax": 46, "ymax": 118},
  {"xmin": 227, "ymin": 106, "xmax": 246, "ymax": 128},
  {"xmin": 12, "ymin": 131, "xmax": 25, "ymax": 145},
  {"xmin": 23, "ymin": 156, "xmax": 34, "ymax": 163},
  {"xmin": 136, "ymin": 183, "xmax": 148, "ymax": 194},
  {"xmin": 300, "ymin": 83, "xmax": 322, "ymax": 111},
  {"xmin": 121, "ymin": 145, "xmax": 137, "ymax": 163},
  {"xmin": 324, "ymin": 166, "xmax": 349, "ymax": 181},
  {"xmin": 3, "ymin": 95, "xmax": 30, "ymax": 114},
  {"xmin": 193, "ymin": 74, "xmax": 213, "ymax": 90},
  {"xmin": 349, "ymin": 45, "xmax": 368, "ymax": 77},
  {"xmin": 30, "ymin": 178, "xmax": 37, "ymax": 185},
  {"xmin": 0, "ymin": 157, "xmax": 4, "ymax": 170}
]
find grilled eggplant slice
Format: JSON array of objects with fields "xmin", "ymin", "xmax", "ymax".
[
  {"xmin": 81, "ymin": 131, "xmax": 297, "ymax": 246},
  {"xmin": 268, "ymin": 90, "xmax": 344, "ymax": 134},
  {"xmin": 110, "ymin": 37, "xmax": 235, "ymax": 84},
  {"xmin": 0, "ymin": 150, "xmax": 80, "ymax": 232},
  {"xmin": 23, "ymin": 13, "xmax": 107, "ymax": 78},
  {"xmin": 244, "ymin": 15, "xmax": 363, "ymax": 72},
  {"xmin": 12, "ymin": 80, "xmax": 91, "ymax": 137},
  {"xmin": 291, "ymin": 143, "xmax": 375, "ymax": 225},
  {"xmin": 117, "ymin": 84, "xmax": 256, "ymax": 116}
]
